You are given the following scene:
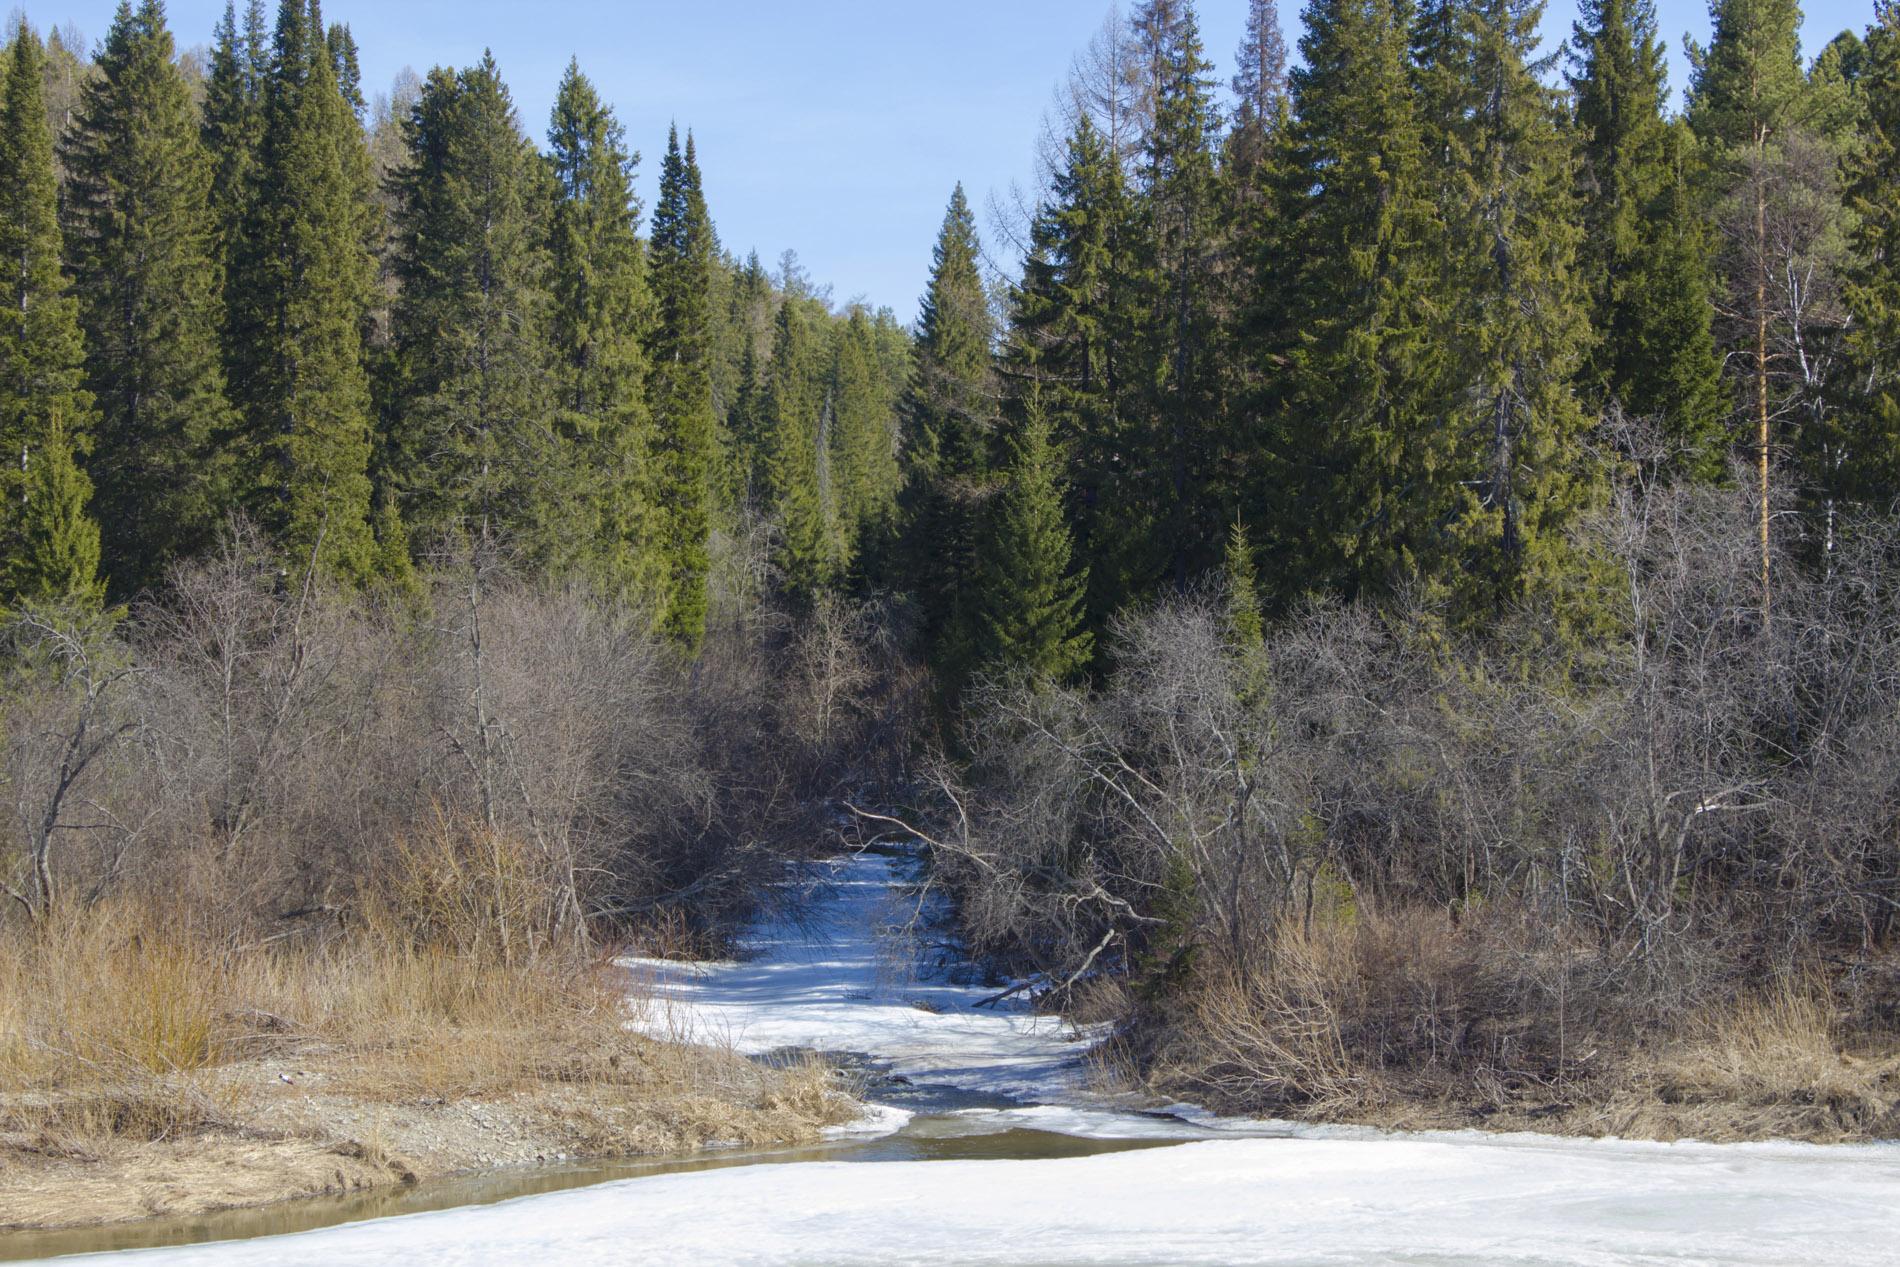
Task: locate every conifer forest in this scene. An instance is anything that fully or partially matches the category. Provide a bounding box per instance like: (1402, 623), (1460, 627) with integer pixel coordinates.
(5, 0), (1900, 1254)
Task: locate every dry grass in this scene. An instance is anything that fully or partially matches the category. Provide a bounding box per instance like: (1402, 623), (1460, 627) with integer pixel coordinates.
(0, 819), (857, 1231)
(1133, 907), (1900, 1143)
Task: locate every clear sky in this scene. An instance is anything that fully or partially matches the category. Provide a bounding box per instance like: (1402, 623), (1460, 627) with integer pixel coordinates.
(34, 0), (1882, 320)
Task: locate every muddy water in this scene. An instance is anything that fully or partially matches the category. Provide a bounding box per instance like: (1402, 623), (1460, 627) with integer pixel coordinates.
(0, 1119), (1183, 1263)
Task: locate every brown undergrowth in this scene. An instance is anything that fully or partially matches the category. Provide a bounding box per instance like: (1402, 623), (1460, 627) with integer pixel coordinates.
(0, 821), (855, 1233)
(1117, 907), (1900, 1144)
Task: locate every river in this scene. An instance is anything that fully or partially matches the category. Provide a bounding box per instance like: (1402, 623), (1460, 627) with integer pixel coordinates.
(14, 847), (1900, 1265)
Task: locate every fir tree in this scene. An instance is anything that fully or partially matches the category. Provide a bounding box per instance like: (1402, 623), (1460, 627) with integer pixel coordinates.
(897, 185), (996, 692)
(974, 397), (1091, 683)
(547, 60), (657, 602)
(62, 0), (234, 594)
(387, 54), (557, 561)
(1571, 0), (1725, 474)
(0, 21), (102, 607)
(645, 126), (719, 649)
(761, 298), (830, 605)
(227, 0), (378, 582)
(1229, 0), (1290, 178)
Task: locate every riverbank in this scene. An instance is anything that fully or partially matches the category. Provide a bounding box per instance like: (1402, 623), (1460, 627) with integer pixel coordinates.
(0, 905), (857, 1234)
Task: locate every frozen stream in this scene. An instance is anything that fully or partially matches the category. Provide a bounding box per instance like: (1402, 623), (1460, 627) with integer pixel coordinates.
(32, 847), (1900, 1265)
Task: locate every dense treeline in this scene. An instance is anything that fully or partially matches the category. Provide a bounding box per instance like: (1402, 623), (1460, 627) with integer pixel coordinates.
(882, 0), (1900, 1132)
(0, 0), (911, 641)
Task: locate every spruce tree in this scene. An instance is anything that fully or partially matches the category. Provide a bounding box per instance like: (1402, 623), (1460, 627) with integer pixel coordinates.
(0, 22), (102, 607)
(1011, 114), (1141, 637)
(1835, 0), (1900, 513)
(761, 299), (830, 605)
(974, 397), (1091, 683)
(1571, 0), (1725, 474)
(202, 0), (268, 294)
(1129, 0), (1227, 593)
(897, 185), (996, 692)
(828, 308), (899, 570)
(1229, 0), (1290, 178)
(1262, 0), (1441, 605)
(645, 126), (719, 649)
(62, 0), (234, 594)
(226, 0), (378, 582)
(548, 59), (657, 602)
(1421, 0), (1601, 616)
(387, 54), (557, 561)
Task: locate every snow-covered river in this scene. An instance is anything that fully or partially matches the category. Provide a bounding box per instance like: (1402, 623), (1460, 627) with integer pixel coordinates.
(36, 848), (1900, 1265)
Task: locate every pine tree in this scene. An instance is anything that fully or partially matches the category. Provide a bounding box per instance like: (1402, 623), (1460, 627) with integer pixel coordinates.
(761, 299), (830, 605)
(226, 0), (378, 582)
(0, 21), (102, 608)
(548, 59), (657, 602)
(62, 0), (234, 594)
(645, 126), (719, 649)
(974, 397), (1091, 683)
(1835, 0), (1900, 514)
(1421, 0), (1602, 616)
(897, 185), (996, 691)
(1262, 0), (1441, 605)
(828, 308), (899, 570)
(387, 54), (557, 561)
(1571, 0), (1724, 474)
(1688, 0), (1808, 617)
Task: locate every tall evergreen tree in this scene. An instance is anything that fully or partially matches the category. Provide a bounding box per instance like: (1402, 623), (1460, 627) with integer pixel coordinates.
(226, 0), (378, 582)
(547, 60), (657, 602)
(1419, 0), (1601, 615)
(974, 396), (1091, 683)
(1012, 114), (1142, 637)
(645, 126), (719, 649)
(1688, 0), (1808, 616)
(0, 21), (102, 607)
(897, 185), (996, 693)
(1260, 0), (1441, 604)
(1571, 0), (1725, 474)
(1229, 0), (1290, 178)
(828, 308), (899, 570)
(202, 0), (268, 295)
(761, 298), (830, 605)
(1835, 0), (1900, 513)
(62, 0), (233, 594)
(1129, 0), (1227, 593)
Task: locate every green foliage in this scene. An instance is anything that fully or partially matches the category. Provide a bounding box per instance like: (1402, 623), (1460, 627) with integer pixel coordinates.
(826, 309), (898, 575)
(386, 53), (557, 562)
(1836, 1), (1900, 512)
(547, 59), (658, 604)
(761, 298), (831, 606)
(1687, 0), (1806, 154)
(202, 1), (268, 293)
(226, 0), (378, 584)
(973, 398), (1091, 683)
(62, 0), (234, 595)
(646, 127), (719, 649)
(1571, 0), (1725, 476)
(0, 21), (102, 608)
(897, 186), (996, 692)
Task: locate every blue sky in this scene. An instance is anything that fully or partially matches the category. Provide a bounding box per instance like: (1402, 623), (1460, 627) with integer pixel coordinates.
(38, 0), (1882, 319)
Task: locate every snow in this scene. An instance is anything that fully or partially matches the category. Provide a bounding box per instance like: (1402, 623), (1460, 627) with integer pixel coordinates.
(624, 849), (1101, 1103)
(51, 847), (1900, 1264)
(59, 1134), (1900, 1266)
